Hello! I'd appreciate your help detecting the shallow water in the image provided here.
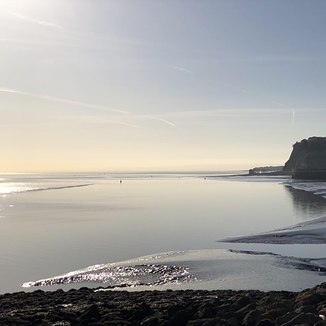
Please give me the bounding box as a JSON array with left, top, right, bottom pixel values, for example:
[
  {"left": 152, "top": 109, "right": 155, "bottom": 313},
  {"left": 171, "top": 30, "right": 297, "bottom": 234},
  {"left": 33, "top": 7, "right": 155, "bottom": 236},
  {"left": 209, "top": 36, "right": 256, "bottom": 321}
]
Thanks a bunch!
[
  {"left": 0, "top": 172, "right": 325, "bottom": 293},
  {"left": 22, "top": 249, "right": 326, "bottom": 292}
]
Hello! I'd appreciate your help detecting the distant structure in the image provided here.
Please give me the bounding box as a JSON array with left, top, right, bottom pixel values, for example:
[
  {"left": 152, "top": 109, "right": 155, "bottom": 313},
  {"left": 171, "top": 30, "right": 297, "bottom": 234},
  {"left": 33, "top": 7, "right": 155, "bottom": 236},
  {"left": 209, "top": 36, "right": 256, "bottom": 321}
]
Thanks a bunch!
[
  {"left": 283, "top": 136, "right": 326, "bottom": 180},
  {"left": 248, "top": 166, "right": 284, "bottom": 176}
]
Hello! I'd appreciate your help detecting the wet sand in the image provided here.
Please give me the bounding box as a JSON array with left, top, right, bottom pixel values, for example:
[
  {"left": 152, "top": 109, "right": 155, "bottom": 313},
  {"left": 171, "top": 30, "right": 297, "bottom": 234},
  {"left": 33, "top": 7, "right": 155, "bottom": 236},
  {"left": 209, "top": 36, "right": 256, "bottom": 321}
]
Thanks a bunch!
[
  {"left": 22, "top": 249, "right": 326, "bottom": 293},
  {"left": 221, "top": 216, "right": 326, "bottom": 245}
]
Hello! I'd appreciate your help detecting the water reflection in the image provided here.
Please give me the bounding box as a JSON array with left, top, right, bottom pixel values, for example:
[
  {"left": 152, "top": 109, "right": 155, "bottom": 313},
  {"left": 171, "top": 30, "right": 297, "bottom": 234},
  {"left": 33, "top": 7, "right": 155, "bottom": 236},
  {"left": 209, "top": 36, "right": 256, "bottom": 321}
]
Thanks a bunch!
[{"left": 284, "top": 185, "right": 326, "bottom": 219}]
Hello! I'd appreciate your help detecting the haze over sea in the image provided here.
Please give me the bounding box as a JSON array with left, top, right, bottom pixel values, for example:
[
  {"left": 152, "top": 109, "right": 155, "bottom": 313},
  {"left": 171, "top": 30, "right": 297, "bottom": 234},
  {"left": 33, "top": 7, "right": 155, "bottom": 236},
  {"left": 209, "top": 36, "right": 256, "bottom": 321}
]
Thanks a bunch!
[{"left": 1, "top": 171, "right": 325, "bottom": 294}]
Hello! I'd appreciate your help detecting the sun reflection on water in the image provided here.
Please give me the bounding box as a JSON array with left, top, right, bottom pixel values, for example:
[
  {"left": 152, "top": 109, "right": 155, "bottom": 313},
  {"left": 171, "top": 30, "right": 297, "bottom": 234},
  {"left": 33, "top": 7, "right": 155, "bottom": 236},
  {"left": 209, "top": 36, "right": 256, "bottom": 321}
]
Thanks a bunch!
[{"left": 0, "top": 183, "right": 32, "bottom": 195}]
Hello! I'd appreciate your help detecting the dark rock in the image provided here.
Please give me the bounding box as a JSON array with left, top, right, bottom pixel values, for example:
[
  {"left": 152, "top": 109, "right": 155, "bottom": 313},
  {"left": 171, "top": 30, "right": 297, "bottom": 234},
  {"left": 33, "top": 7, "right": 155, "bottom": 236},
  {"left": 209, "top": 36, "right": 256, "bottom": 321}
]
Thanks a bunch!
[
  {"left": 129, "top": 303, "right": 152, "bottom": 321},
  {"left": 235, "top": 303, "right": 257, "bottom": 319},
  {"left": 316, "top": 288, "right": 326, "bottom": 299},
  {"left": 295, "top": 292, "right": 321, "bottom": 308},
  {"left": 243, "top": 309, "right": 261, "bottom": 326},
  {"left": 141, "top": 316, "right": 160, "bottom": 326},
  {"left": 234, "top": 295, "right": 253, "bottom": 308},
  {"left": 262, "top": 308, "right": 294, "bottom": 321},
  {"left": 78, "top": 304, "right": 100, "bottom": 325},
  {"left": 281, "top": 312, "right": 321, "bottom": 326},
  {"left": 283, "top": 136, "right": 326, "bottom": 179},
  {"left": 275, "top": 311, "right": 299, "bottom": 324},
  {"left": 187, "top": 318, "right": 222, "bottom": 326},
  {"left": 168, "top": 309, "right": 190, "bottom": 326},
  {"left": 195, "top": 302, "right": 217, "bottom": 318},
  {"left": 1, "top": 285, "right": 326, "bottom": 325},
  {"left": 295, "top": 304, "right": 318, "bottom": 314},
  {"left": 226, "top": 317, "right": 241, "bottom": 326},
  {"left": 314, "top": 321, "right": 326, "bottom": 326},
  {"left": 256, "top": 319, "right": 275, "bottom": 326}
]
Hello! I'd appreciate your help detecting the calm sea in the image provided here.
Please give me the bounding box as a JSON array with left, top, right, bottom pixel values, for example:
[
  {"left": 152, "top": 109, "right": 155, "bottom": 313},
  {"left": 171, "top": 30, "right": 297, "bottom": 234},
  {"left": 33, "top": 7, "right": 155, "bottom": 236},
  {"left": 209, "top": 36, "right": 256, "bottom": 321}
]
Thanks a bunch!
[{"left": 0, "top": 172, "right": 325, "bottom": 293}]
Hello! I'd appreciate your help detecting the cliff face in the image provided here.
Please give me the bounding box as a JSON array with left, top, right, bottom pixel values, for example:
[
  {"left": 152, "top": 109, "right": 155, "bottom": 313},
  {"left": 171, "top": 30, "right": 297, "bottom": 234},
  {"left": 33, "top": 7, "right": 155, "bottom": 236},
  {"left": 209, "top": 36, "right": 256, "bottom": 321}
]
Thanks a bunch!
[{"left": 283, "top": 137, "right": 326, "bottom": 179}]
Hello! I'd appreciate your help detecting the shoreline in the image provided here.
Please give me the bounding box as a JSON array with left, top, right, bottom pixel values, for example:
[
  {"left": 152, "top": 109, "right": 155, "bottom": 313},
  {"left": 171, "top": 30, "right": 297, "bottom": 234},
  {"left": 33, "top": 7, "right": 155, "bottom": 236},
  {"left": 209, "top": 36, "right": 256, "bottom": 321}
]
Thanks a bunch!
[
  {"left": 2, "top": 172, "right": 326, "bottom": 326},
  {"left": 21, "top": 248, "right": 326, "bottom": 294},
  {"left": 220, "top": 215, "right": 326, "bottom": 245},
  {"left": 1, "top": 283, "right": 326, "bottom": 325}
]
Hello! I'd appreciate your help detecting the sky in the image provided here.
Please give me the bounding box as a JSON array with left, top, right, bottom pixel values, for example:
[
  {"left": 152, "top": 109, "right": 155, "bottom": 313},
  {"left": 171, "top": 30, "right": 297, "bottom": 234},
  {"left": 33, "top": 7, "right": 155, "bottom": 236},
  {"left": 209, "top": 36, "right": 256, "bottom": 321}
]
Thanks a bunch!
[{"left": 0, "top": 0, "right": 326, "bottom": 172}]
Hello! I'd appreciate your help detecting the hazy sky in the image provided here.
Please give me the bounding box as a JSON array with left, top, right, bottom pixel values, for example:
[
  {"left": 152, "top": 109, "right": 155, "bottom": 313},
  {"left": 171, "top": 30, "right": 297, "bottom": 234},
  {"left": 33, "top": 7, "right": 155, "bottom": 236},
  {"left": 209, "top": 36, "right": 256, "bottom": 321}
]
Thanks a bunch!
[{"left": 1, "top": 0, "right": 325, "bottom": 172}]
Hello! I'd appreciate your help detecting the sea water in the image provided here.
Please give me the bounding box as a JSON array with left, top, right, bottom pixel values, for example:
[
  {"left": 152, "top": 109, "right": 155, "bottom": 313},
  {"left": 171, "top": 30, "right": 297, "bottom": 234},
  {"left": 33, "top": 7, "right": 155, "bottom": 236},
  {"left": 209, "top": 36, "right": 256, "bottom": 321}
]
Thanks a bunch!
[{"left": 0, "top": 172, "right": 325, "bottom": 293}]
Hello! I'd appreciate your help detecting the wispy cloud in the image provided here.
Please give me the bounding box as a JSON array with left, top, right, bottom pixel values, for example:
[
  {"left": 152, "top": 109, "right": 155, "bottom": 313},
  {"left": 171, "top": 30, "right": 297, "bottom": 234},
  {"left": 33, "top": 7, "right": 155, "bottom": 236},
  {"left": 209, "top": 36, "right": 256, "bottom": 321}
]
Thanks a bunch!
[
  {"left": 220, "top": 81, "right": 249, "bottom": 94},
  {"left": 78, "top": 116, "right": 140, "bottom": 128},
  {"left": 156, "top": 107, "right": 316, "bottom": 120},
  {"left": 268, "top": 100, "right": 297, "bottom": 127},
  {"left": 153, "top": 105, "right": 326, "bottom": 126},
  {"left": 10, "top": 12, "right": 64, "bottom": 30},
  {"left": 253, "top": 55, "right": 318, "bottom": 63},
  {"left": 142, "top": 116, "right": 176, "bottom": 127},
  {"left": 0, "top": 87, "right": 177, "bottom": 128},
  {"left": 0, "top": 87, "right": 129, "bottom": 115},
  {"left": 169, "top": 65, "right": 194, "bottom": 75},
  {"left": 220, "top": 80, "right": 300, "bottom": 126},
  {"left": 292, "top": 110, "right": 296, "bottom": 127},
  {"left": 211, "top": 54, "right": 319, "bottom": 64}
]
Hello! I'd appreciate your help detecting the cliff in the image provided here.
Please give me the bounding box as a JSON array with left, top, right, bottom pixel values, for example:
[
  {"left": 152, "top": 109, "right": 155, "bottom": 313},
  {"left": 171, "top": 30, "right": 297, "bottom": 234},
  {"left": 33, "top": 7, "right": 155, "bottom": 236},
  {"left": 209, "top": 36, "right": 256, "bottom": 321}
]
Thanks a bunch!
[{"left": 283, "top": 137, "right": 326, "bottom": 179}]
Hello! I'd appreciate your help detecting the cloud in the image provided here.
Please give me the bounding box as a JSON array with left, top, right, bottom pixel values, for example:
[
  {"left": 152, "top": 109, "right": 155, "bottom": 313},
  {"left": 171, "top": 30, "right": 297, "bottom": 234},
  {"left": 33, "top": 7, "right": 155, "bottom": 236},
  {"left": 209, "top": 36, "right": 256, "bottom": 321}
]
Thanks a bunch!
[
  {"left": 142, "top": 116, "right": 176, "bottom": 127},
  {"left": 292, "top": 110, "right": 295, "bottom": 127},
  {"left": 253, "top": 55, "right": 318, "bottom": 63},
  {"left": 0, "top": 87, "right": 177, "bottom": 128},
  {"left": 10, "top": 12, "right": 64, "bottom": 30},
  {"left": 220, "top": 81, "right": 249, "bottom": 94},
  {"left": 0, "top": 87, "right": 129, "bottom": 115},
  {"left": 156, "top": 107, "right": 311, "bottom": 120},
  {"left": 220, "top": 80, "right": 300, "bottom": 120},
  {"left": 169, "top": 65, "right": 194, "bottom": 75},
  {"left": 78, "top": 116, "right": 140, "bottom": 128}
]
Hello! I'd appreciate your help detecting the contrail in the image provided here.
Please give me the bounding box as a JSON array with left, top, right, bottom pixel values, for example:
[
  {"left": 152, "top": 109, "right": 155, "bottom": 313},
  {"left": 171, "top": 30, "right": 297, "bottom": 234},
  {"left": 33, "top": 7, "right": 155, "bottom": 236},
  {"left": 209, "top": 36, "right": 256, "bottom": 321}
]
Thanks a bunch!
[
  {"left": 220, "top": 80, "right": 299, "bottom": 119},
  {"left": 220, "top": 81, "right": 249, "bottom": 94},
  {"left": 104, "top": 119, "right": 139, "bottom": 128},
  {"left": 143, "top": 116, "right": 176, "bottom": 127},
  {"left": 292, "top": 110, "right": 295, "bottom": 126},
  {"left": 0, "top": 87, "right": 129, "bottom": 114},
  {"left": 169, "top": 65, "right": 194, "bottom": 75},
  {"left": 0, "top": 87, "right": 177, "bottom": 128},
  {"left": 10, "top": 12, "right": 64, "bottom": 30}
]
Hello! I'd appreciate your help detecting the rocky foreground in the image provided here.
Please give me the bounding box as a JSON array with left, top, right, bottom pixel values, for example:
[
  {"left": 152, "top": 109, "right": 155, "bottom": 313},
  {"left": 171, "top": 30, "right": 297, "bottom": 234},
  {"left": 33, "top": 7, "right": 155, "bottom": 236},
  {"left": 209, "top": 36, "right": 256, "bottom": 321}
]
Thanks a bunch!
[{"left": 1, "top": 283, "right": 326, "bottom": 325}]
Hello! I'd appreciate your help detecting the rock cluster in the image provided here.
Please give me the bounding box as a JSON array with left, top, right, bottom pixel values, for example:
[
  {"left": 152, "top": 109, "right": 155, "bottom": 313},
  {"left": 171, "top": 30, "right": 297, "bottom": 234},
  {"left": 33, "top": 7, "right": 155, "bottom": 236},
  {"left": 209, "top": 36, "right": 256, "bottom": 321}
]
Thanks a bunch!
[
  {"left": 1, "top": 283, "right": 326, "bottom": 325},
  {"left": 283, "top": 137, "right": 326, "bottom": 179}
]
